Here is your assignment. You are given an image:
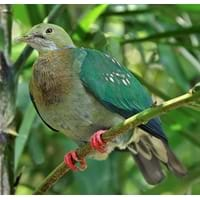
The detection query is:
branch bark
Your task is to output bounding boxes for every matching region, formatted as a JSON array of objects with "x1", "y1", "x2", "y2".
[
  {"x1": 0, "y1": 52, "x2": 15, "y2": 194},
  {"x1": 0, "y1": 5, "x2": 15, "y2": 195},
  {"x1": 33, "y1": 83, "x2": 200, "y2": 195}
]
